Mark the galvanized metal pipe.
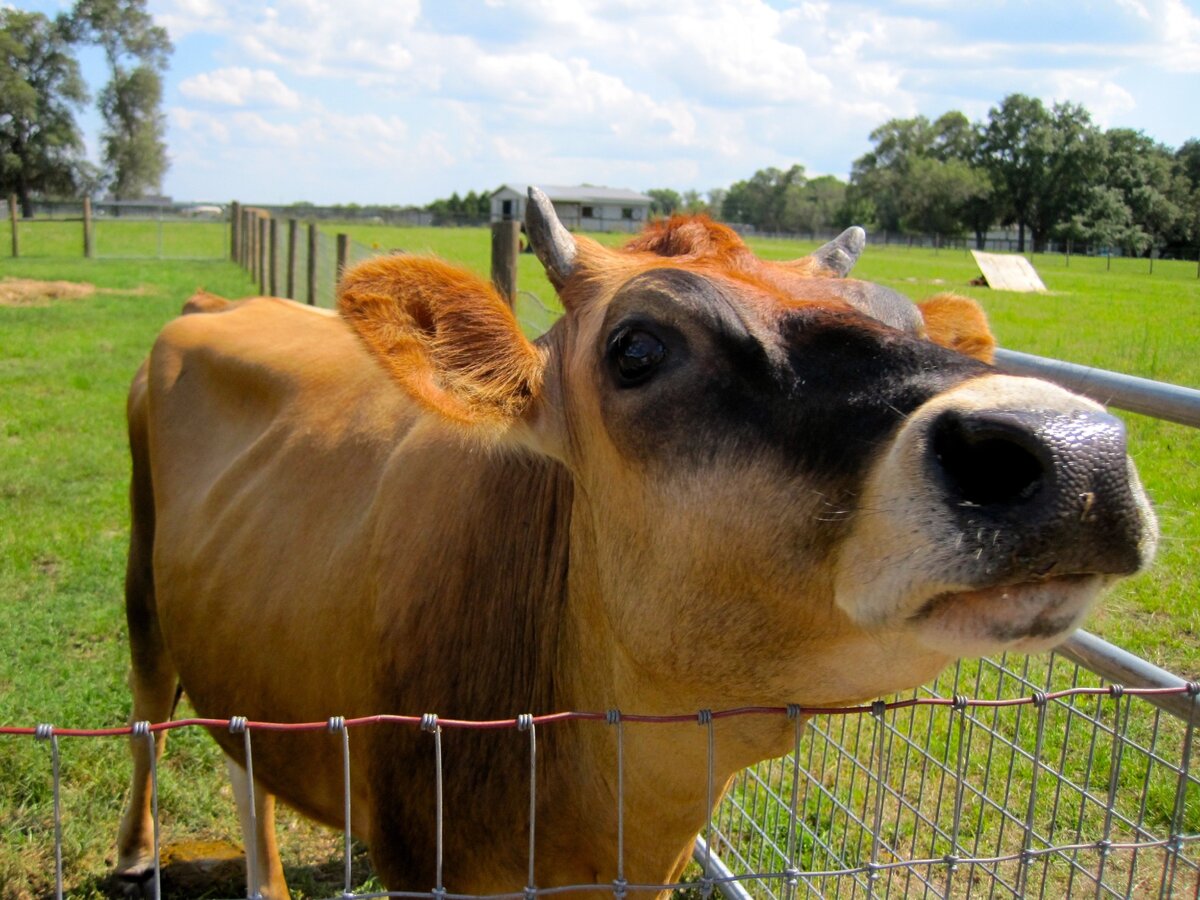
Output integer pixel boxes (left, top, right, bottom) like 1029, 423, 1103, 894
1060, 629, 1198, 723
693, 836, 757, 900
995, 348, 1200, 428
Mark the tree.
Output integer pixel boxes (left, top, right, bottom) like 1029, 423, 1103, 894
1168, 139, 1200, 259
782, 175, 846, 234
849, 111, 994, 242
647, 188, 682, 217
0, 9, 89, 217
898, 157, 989, 243
722, 165, 805, 232
1097, 129, 1179, 257
72, 0, 171, 199
981, 95, 1099, 252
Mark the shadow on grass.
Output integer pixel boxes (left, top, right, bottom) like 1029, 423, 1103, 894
69, 839, 377, 899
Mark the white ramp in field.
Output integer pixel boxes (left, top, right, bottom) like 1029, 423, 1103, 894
970, 250, 1047, 293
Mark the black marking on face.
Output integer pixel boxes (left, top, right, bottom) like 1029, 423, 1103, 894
597, 268, 991, 485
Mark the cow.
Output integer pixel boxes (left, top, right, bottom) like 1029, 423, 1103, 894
115, 188, 1157, 898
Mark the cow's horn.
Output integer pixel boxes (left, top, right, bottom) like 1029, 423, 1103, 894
526, 187, 577, 290
810, 226, 866, 278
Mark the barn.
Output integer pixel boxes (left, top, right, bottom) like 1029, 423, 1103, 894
490, 183, 652, 232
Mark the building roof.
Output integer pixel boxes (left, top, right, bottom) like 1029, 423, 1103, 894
493, 184, 652, 205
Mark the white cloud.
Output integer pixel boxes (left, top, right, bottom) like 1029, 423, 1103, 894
147, 0, 1196, 204
1158, 0, 1200, 72
179, 68, 302, 109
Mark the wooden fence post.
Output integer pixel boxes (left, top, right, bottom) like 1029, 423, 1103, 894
231, 201, 241, 263
249, 211, 258, 281
307, 223, 317, 306
336, 233, 348, 280
269, 217, 278, 296
9, 194, 18, 258
286, 219, 298, 300
490, 220, 520, 307
259, 216, 269, 295
83, 197, 93, 258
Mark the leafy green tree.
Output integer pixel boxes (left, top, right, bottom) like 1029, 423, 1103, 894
0, 9, 89, 216
1168, 139, 1200, 259
680, 189, 709, 215
849, 111, 994, 242
71, 0, 171, 198
1096, 129, 1179, 257
980, 94, 1050, 252
722, 165, 805, 232
982, 95, 1100, 252
647, 188, 682, 217
783, 174, 847, 234
898, 157, 989, 243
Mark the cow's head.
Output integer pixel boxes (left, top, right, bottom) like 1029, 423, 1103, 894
338, 188, 1157, 708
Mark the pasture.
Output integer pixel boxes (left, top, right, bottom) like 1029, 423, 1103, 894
0, 228, 1197, 897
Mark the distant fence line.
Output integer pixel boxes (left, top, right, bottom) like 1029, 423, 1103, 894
9, 195, 1198, 278
228, 203, 524, 311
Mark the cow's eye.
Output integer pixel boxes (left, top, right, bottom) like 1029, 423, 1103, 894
611, 327, 666, 385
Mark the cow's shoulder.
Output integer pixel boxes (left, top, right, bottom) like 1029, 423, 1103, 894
144, 297, 417, 505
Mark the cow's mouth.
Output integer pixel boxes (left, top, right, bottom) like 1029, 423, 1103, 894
909, 573, 1103, 653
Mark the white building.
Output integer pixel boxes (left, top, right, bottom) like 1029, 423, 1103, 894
490, 184, 653, 233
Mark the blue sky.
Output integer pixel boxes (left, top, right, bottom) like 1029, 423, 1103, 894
12, 0, 1200, 205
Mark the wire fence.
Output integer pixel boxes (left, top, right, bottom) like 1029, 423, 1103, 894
2, 680, 1196, 900
709, 653, 1199, 900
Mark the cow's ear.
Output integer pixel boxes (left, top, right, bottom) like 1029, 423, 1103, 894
917, 294, 996, 364
338, 255, 546, 435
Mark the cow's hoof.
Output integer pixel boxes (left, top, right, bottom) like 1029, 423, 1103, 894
116, 868, 156, 899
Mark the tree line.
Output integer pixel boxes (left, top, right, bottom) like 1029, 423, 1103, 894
1, 0, 170, 217
650, 94, 1199, 259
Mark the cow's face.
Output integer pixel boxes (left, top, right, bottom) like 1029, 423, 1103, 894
338, 193, 1157, 708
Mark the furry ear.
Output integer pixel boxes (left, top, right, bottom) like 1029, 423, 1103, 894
338, 255, 546, 433
917, 294, 996, 363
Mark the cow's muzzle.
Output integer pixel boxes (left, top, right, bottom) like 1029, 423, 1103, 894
833, 374, 1157, 655
927, 406, 1145, 579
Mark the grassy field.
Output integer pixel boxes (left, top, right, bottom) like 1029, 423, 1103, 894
0, 229, 1196, 897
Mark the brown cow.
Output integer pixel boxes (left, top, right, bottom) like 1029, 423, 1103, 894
116, 189, 1157, 898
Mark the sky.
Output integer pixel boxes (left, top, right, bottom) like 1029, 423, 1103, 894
11, 0, 1200, 206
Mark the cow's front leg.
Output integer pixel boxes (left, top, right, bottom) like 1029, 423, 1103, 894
227, 758, 289, 900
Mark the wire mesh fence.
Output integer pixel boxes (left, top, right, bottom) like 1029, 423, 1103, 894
709, 651, 1199, 900
3, 675, 1196, 899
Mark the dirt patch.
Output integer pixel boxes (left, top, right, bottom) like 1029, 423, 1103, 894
0, 278, 154, 307
0, 278, 97, 307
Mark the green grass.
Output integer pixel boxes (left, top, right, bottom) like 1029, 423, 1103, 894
0, 232, 1197, 896
2, 218, 228, 260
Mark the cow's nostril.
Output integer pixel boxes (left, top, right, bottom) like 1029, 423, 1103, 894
931, 410, 1048, 507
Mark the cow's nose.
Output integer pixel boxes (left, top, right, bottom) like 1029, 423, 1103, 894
928, 407, 1146, 577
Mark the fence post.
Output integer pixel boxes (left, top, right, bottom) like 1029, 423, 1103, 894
286, 218, 298, 300
231, 201, 241, 263
491, 220, 520, 307
307, 223, 317, 306
248, 211, 258, 281
9, 194, 17, 258
83, 197, 93, 259
259, 216, 268, 295
336, 233, 348, 280
269, 217, 278, 296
